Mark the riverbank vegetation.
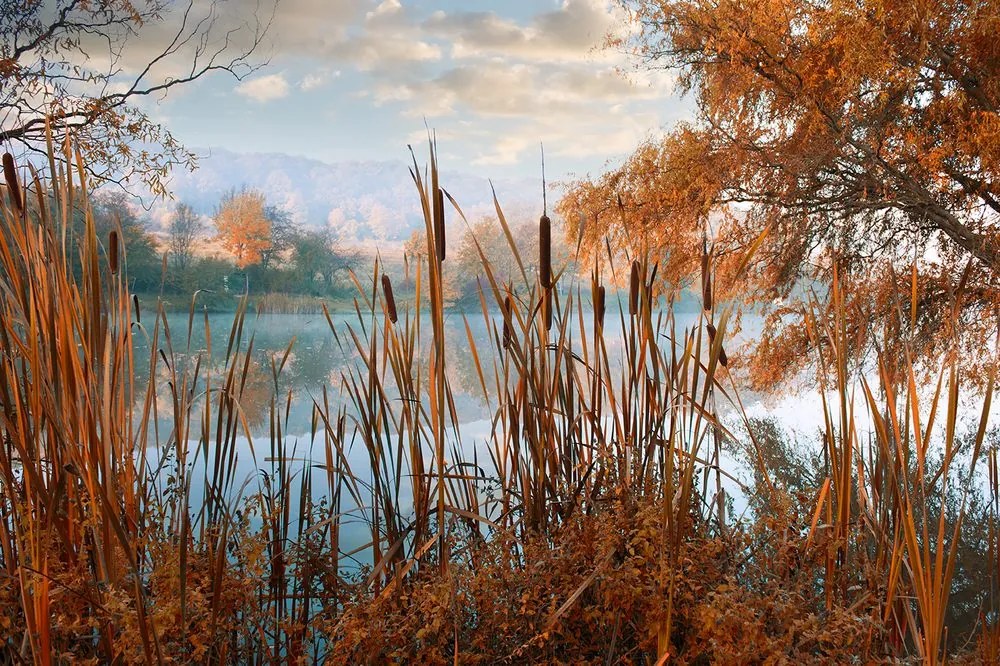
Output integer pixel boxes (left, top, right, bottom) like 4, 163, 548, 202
1, 143, 997, 663
3, 0, 1000, 661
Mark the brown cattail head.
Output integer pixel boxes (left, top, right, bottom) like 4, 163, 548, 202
109, 230, 120, 275
539, 214, 552, 289
433, 187, 446, 262
381, 274, 398, 323
629, 260, 641, 315
502, 294, 513, 349
3, 153, 23, 213
595, 285, 606, 330
701, 238, 713, 312
706, 322, 728, 367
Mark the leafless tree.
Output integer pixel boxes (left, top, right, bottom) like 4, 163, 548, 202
167, 201, 201, 272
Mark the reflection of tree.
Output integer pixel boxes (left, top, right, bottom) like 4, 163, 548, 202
732, 418, 1000, 648
444, 315, 497, 409
234, 357, 272, 432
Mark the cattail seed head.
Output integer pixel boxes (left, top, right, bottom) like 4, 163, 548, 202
109, 230, 120, 275
701, 241, 713, 312
433, 187, 446, 262
3, 153, 23, 213
702, 273, 713, 312
595, 285, 606, 330
539, 214, 552, 289
381, 274, 398, 323
629, 261, 640, 315
706, 322, 728, 367
502, 295, 513, 349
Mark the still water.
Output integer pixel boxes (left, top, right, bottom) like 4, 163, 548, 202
132, 309, 826, 556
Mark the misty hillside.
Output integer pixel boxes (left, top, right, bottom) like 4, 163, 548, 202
151, 147, 541, 245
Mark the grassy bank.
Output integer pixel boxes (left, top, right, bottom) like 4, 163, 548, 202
0, 146, 997, 663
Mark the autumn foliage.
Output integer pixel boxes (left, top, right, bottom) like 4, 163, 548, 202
560, 0, 1000, 390
1, 142, 999, 664
214, 188, 274, 269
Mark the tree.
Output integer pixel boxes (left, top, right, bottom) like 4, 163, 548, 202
0, 0, 273, 196
214, 188, 271, 269
450, 216, 571, 307
167, 202, 202, 274
87, 191, 160, 291
291, 228, 350, 291
559, 0, 1000, 389
260, 205, 296, 272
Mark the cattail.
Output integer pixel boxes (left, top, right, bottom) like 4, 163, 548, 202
706, 322, 728, 367
502, 294, 513, 349
133, 294, 141, 323
31, 168, 46, 222
109, 230, 120, 275
433, 187, 446, 262
2, 152, 22, 213
629, 260, 641, 315
542, 288, 552, 331
539, 214, 552, 288
381, 274, 398, 323
595, 285, 606, 331
701, 237, 713, 312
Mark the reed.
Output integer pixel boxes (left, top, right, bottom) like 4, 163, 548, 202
0, 143, 994, 664
109, 229, 120, 275
2, 152, 22, 213
539, 213, 552, 289
381, 274, 398, 323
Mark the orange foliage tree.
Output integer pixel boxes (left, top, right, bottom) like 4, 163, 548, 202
214, 188, 273, 269
559, 0, 1000, 389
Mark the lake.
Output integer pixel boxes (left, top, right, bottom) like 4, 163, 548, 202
131, 307, 876, 560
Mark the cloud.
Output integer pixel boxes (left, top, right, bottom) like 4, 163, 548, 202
235, 73, 290, 102
371, 60, 668, 120
412, 105, 666, 167
300, 69, 340, 91
269, 1, 678, 170
424, 0, 625, 63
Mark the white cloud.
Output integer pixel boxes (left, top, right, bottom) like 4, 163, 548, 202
424, 0, 625, 63
300, 69, 340, 91
235, 73, 291, 102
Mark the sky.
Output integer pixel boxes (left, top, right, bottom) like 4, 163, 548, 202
143, 0, 691, 181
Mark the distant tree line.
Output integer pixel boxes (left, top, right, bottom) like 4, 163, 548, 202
75, 187, 357, 307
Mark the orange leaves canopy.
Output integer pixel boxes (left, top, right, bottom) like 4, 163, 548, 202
214, 189, 272, 269
560, 0, 1000, 388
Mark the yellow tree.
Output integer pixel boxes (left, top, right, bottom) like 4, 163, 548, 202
560, 0, 1000, 389
214, 189, 272, 269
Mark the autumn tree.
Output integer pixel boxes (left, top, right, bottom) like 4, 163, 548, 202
560, 0, 1000, 389
214, 188, 272, 270
167, 202, 202, 274
0, 0, 273, 195
450, 215, 572, 307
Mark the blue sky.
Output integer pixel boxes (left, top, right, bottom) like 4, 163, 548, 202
149, 0, 691, 180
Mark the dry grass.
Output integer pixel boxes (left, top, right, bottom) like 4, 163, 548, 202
0, 142, 996, 664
